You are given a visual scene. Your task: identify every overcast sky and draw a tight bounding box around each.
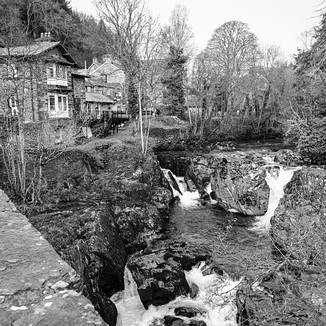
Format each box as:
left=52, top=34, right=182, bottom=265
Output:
left=70, top=0, right=323, bottom=60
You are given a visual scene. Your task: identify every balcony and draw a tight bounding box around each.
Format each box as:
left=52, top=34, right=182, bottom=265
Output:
left=47, top=77, right=68, bottom=87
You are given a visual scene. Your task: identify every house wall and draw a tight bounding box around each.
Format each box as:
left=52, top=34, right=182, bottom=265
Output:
left=72, top=75, right=86, bottom=118
left=89, top=61, right=125, bottom=84
left=0, top=47, right=76, bottom=122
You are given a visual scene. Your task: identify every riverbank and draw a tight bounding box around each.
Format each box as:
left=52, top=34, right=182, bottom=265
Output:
left=2, top=116, right=325, bottom=326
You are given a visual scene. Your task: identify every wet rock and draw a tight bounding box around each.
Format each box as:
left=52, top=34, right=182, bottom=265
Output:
left=189, top=283, right=199, bottom=298
left=151, top=187, right=174, bottom=213
left=164, top=316, right=187, bottom=326
left=189, top=154, right=269, bottom=215
left=271, top=167, right=326, bottom=266
left=128, top=250, right=190, bottom=308
left=114, top=204, right=165, bottom=254
left=274, top=149, right=304, bottom=166
left=175, top=307, right=198, bottom=318
left=191, top=321, right=207, bottom=326
left=164, top=315, right=207, bottom=326
left=156, top=152, right=191, bottom=177
left=128, top=242, right=210, bottom=309
left=120, top=180, right=150, bottom=201
left=236, top=262, right=326, bottom=326
left=185, top=177, right=197, bottom=192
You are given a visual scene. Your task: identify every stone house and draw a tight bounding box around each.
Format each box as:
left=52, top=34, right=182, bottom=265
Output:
left=0, top=34, right=81, bottom=123
left=72, top=69, right=90, bottom=119
left=87, top=56, right=126, bottom=113
left=85, top=79, right=115, bottom=118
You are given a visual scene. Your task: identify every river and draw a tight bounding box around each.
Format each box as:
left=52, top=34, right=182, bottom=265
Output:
left=111, top=157, right=299, bottom=326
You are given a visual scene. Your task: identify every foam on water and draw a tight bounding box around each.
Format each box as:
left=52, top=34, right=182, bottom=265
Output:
left=162, top=169, right=200, bottom=207
left=253, top=164, right=300, bottom=231
left=112, top=263, right=241, bottom=326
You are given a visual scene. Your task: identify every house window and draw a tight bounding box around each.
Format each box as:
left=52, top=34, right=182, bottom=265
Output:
left=87, top=103, right=92, bottom=114
left=48, top=65, right=55, bottom=78
left=49, top=95, right=55, bottom=111
left=8, top=95, right=18, bottom=115
left=58, top=96, right=62, bottom=111
left=7, top=64, right=18, bottom=78
left=95, top=106, right=99, bottom=118
left=62, top=97, right=67, bottom=111
left=48, top=94, right=69, bottom=117
left=47, top=64, right=68, bottom=86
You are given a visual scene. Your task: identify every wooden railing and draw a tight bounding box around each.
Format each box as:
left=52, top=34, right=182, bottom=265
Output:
left=111, top=111, right=130, bottom=121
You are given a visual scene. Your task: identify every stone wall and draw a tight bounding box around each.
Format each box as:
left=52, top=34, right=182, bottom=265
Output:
left=0, top=189, right=108, bottom=326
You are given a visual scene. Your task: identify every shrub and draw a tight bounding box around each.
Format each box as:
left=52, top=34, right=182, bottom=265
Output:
left=298, top=117, right=326, bottom=164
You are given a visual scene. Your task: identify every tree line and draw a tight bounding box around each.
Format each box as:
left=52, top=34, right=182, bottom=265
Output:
left=1, top=0, right=326, bottom=197
left=0, top=0, right=299, bottom=139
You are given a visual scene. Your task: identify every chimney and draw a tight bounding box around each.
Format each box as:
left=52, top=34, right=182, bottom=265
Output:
left=36, top=32, right=54, bottom=42
left=102, top=55, right=112, bottom=63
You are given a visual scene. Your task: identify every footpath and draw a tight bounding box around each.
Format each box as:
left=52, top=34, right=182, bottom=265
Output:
left=0, top=189, right=107, bottom=326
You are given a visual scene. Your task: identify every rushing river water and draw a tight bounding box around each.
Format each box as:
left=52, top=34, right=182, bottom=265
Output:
left=111, top=159, right=299, bottom=326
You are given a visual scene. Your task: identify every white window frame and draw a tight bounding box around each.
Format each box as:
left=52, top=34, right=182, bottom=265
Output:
left=48, top=93, right=69, bottom=118
left=8, top=95, right=18, bottom=116
left=47, top=63, right=68, bottom=86
left=7, top=63, right=18, bottom=78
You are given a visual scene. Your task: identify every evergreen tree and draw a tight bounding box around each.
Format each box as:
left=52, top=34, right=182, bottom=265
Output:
left=161, top=46, right=187, bottom=118
left=293, top=12, right=326, bottom=163
left=160, top=5, right=193, bottom=118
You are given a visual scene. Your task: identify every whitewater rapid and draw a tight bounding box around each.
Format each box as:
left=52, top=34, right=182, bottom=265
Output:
left=253, top=164, right=301, bottom=231
left=112, top=163, right=299, bottom=326
left=111, top=263, right=240, bottom=326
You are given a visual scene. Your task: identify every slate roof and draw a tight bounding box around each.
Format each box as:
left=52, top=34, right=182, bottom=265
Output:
left=71, top=69, right=90, bottom=78
left=86, top=93, right=115, bottom=104
left=0, top=41, right=79, bottom=68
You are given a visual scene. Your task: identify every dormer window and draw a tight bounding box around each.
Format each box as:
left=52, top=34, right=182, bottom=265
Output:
left=47, top=63, right=68, bottom=86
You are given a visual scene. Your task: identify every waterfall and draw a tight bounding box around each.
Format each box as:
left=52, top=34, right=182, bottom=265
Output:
left=204, top=183, right=218, bottom=205
left=162, top=169, right=200, bottom=207
left=184, top=262, right=240, bottom=326
left=111, top=162, right=300, bottom=325
left=112, top=263, right=240, bottom=326
left=110, top=267, right=146, bottom=326
left=253, top=165, right=300, bottom=231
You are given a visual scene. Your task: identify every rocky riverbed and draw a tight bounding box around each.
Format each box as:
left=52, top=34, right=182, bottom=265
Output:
left=2, top=117, right=326, bottom=326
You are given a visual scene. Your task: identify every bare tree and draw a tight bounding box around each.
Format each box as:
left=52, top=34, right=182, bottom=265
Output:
left=161, top=4, right=194, bottom=57
left=299, top=30, right=315, bottom=51
left=204, top=21, right=258, bottom=114
left=93, top=0, right=158, bottom=118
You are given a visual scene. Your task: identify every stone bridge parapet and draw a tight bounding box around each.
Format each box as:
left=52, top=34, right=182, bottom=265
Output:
left=0, top=189, right=107, bottom=326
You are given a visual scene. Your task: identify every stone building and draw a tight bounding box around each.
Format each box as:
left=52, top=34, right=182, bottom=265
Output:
left=0, top=33, right=81, bottom=122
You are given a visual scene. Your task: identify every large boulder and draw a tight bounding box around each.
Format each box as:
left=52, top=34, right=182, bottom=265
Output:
left=113, top=203, right=165, bottom=253
left=128, top=251, right=190, bottom=309
left=127, top=241, right=210, bottom=309
left=188, top=154, right=270, bottom=215
left=270, top=167, right=326, bottom=266
left=236, top=261, right=326, bottom=326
